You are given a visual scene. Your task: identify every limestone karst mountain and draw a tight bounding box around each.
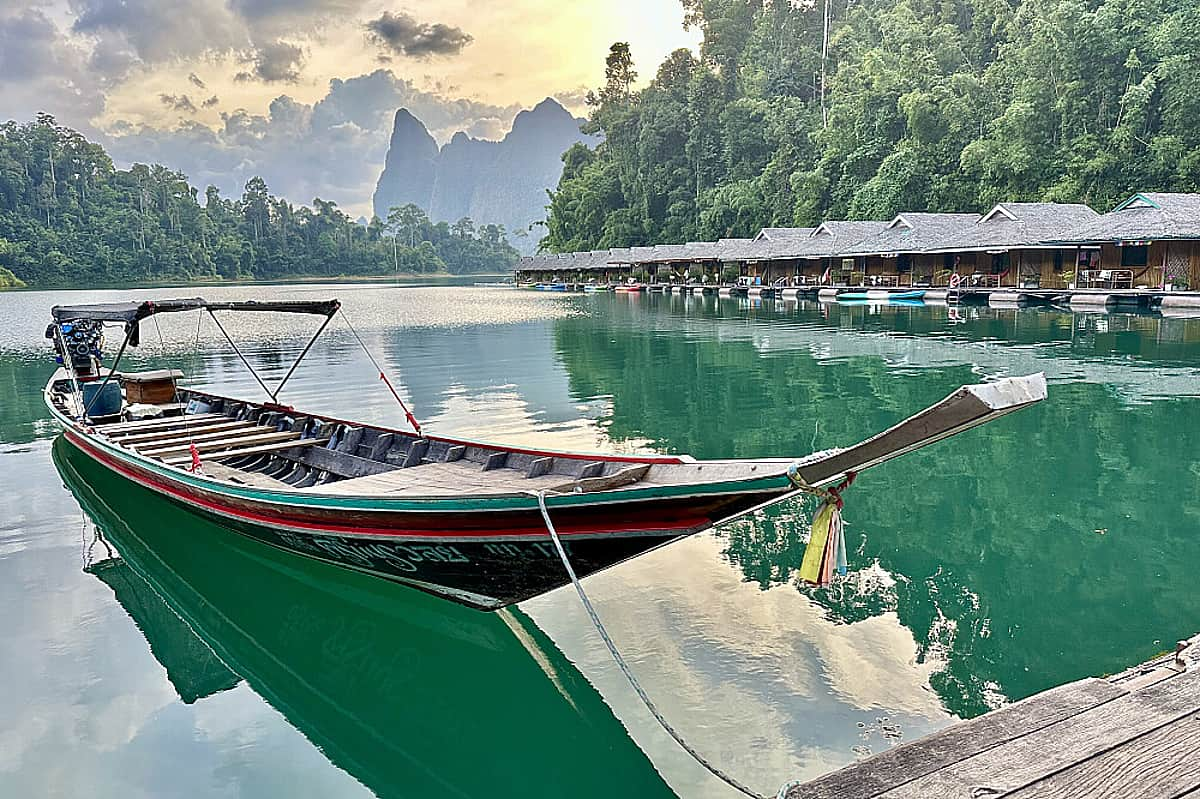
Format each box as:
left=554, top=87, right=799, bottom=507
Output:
left=372, top=98, right=597, bottom=253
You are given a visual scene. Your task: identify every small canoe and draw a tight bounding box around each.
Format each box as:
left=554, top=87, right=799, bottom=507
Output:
left=45, top=298, right=1047, bottom=610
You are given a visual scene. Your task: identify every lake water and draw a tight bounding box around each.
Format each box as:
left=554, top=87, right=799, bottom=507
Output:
left=4, top=284, right=1199, bottom=798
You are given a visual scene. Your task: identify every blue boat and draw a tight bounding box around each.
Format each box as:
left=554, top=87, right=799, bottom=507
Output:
left=837, top=289, right=926, bottom=302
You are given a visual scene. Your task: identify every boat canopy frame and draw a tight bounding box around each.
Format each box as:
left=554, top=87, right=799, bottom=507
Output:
left=50, top=297, right=345, bottom=421
left=51, top=298, right=342, bottom=326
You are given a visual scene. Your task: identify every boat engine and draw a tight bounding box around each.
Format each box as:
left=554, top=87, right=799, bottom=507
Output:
left=46, top=319, right=106, bottom=379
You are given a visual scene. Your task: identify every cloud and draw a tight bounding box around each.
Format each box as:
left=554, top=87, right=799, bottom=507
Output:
left=364, top=11, right=472, bottom=58
left=188, top=73, right=207, bottom=90
left=69, top=0, right=243, bottom=64
left=228, top=0, right=366, bottom=30
left=553, top=86, right=591, bottom=111
left=104, top=69, right=522, bottom=218
left=0, top=9, right=107, bottom=126
left=464, top=117, right=507, bottom=141
left=159, top=93, right=198, bottom=113
left=235, top=40, right=304, bottom=83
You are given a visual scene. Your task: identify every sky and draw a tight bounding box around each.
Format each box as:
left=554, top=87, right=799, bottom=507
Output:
left=0, top=0, right=700, bottom=217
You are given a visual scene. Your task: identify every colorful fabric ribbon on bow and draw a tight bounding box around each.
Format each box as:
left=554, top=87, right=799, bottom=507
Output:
left=795, top=471, right=856, bottom=586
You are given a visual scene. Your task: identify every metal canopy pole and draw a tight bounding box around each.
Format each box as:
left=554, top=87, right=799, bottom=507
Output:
left=206, top=308, right=275, bottom=401
left=82, top=323, right=135, bottom=419
left=270, top=310, right=337, bottom=403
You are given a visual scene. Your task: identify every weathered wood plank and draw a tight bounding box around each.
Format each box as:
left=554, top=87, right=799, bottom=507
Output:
left=875, top=667, right=1200, bottom=799
left=548, top=463, right=655, bottom=494
left=282, top=445, right=398, bottom=478
left=141, top=430, right=298, bottom=457
left=163, top=437, right=329, bottom=466
left=1003, top=714, right=1200, bottom=799
left=113, top=420, right=258, bottom=444
left=124, top=423, right=266, bottom=449
left=99, top=413, right=224, bottom=434
left=787, top=678, right=1125, bottom=799
left=200, top=461, right=291, bottom=490
left=482, top=452, right=508, bottom=471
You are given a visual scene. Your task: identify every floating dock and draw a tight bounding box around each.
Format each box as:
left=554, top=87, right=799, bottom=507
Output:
left=520, top=282, right=1200, bottom=316
left=783, top=631, right=1200, bottom=799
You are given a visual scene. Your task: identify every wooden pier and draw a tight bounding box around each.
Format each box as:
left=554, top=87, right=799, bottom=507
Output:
left=784, top=632, right=1200, bottom=799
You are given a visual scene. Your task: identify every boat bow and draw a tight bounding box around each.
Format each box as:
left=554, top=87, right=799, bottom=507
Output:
left=787, top=372, right=1047, bottom=488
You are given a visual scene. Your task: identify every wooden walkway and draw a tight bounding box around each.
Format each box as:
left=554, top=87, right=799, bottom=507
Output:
left=785, top=632, right=1200, bottom=799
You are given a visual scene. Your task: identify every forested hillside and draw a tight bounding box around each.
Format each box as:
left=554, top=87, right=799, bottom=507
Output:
left=0, top=116, right=517, bottom=287
left=543, top=0, right=1200, bottom=251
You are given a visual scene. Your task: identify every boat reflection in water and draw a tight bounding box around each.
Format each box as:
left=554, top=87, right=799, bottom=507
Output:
left=55, top=439, right=674, bottom=798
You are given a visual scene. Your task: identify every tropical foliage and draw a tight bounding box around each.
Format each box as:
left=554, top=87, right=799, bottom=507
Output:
left=0, top=116, right=518, bottom=287
left=543, top=0, right=1200, bottom=251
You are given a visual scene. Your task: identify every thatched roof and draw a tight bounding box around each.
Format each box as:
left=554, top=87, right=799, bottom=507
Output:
left=683, top=241, right=721, bottom=261
left=515, top=193, right=1200, bottom=274
left=785, top=221, right=891, bottom=259
left=604, top=247, right=631, bottom=265
left=843, top=213, right=982, bottom=255
left=927, top=203, right=1100, bottom=252
left=755, top=227, right=813, bottom=242
left=715, top=238, right=761, bottom=261
left=750, top=227, right=817, bottom=258
left=1055, top=193, right=1200, bottom=243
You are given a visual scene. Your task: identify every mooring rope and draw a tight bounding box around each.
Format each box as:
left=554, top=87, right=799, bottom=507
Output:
left=530, top=490, right=768, bottom=799
left=338, top=308, right=423, bottom=435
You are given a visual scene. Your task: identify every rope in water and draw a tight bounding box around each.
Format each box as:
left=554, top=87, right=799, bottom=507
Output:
left=531, top=490, right=768, bottom=799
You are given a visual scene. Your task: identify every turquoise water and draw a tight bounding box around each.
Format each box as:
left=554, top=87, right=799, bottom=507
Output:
left=2, top=285, right=1199, bottom=797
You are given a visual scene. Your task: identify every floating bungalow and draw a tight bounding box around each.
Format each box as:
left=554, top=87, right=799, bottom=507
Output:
left=1051, top=193, right=1200, bottom=291
left=790, top=220, right=891, bottom=285
left=839, top=212, right=981, bottom=287
left=513, top=192, right=1200, bottom=293
left=925, top=203, right=1099, bottom=289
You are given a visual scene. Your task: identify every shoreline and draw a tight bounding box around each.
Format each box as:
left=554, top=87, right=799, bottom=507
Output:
left=0, top=272, right=511, bottom=292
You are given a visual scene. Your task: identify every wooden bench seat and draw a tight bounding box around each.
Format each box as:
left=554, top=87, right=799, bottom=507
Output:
left=98, top=413, right=225, bottom=434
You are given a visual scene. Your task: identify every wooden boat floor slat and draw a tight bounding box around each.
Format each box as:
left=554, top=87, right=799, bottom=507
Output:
left=162, top=437, right=329, bottom=466
left=200, top=461, right=293, bottom=490
left=304, top=460, right=591, bottom=497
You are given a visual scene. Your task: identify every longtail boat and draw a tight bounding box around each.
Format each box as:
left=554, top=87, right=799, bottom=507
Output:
left=44, top=297, right=1047, bottom=610
left=59, top=440, right=673, bottom=797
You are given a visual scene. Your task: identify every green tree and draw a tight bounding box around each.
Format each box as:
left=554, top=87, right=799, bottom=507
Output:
left=545, top=0, right=1200, bottom=250
left=0, top=119, right=518, bottom=286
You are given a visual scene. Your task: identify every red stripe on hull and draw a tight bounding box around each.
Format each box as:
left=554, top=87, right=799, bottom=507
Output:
left=64, top=431, right=736, bottom=541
